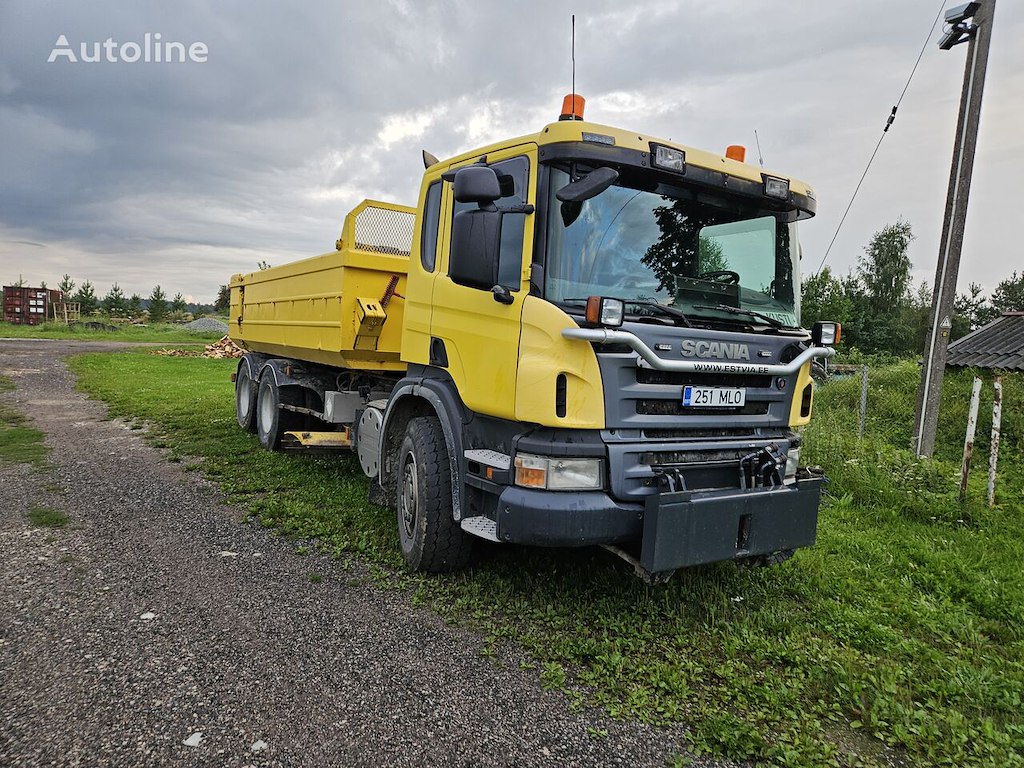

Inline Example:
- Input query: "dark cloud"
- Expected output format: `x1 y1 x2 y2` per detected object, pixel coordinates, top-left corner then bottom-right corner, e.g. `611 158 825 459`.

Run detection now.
0 0 1021 302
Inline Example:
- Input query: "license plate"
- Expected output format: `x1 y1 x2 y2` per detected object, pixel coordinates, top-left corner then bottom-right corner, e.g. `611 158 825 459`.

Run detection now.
682 386 746 407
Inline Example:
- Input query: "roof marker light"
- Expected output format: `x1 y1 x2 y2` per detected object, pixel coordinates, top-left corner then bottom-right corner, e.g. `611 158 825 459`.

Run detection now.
726 145 746 162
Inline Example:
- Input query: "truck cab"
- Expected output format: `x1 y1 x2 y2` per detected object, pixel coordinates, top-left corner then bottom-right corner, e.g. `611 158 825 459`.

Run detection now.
380 107 832 579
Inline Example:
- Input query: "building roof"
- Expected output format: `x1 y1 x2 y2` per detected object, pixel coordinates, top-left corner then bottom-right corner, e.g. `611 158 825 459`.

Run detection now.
946 312 1024 371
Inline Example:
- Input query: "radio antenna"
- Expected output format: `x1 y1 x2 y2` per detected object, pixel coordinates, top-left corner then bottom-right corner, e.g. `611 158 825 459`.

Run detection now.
754 129 765 168
571 14 576 103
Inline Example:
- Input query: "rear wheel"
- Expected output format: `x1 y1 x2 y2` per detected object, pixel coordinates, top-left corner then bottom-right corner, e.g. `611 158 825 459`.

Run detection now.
235 363 257 432
255 373 303 450
396 416 472 573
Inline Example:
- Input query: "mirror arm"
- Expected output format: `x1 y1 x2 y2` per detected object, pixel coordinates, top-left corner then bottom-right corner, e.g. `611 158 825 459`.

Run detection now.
499 204 535 214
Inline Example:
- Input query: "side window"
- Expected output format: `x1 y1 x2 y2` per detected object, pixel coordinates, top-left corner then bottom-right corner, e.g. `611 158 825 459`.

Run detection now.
451 156 529 290
420 181 442 272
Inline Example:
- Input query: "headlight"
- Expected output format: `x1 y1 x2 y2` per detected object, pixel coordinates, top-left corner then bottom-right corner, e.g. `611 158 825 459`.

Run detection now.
812 321 842 346
514 453 604 491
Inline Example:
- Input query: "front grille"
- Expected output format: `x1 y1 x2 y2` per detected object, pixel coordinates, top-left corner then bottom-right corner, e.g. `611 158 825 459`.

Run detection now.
636 368 773 388
637 400 769 416
642 427 768 440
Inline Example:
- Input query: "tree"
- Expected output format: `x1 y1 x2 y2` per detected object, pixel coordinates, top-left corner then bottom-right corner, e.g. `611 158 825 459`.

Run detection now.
858 220 914 314
58 274 76 299
127 294 143 319
951 282 987 340
800 267 851 329
214 284 230 313
840 220 916 354
73 281 99 315
147 285 168 323
979 271 1024 323
103 284 128 317
170 292 187 314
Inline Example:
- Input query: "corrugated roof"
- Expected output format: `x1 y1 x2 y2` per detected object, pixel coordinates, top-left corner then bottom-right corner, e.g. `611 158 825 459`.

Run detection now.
946 312 1024 371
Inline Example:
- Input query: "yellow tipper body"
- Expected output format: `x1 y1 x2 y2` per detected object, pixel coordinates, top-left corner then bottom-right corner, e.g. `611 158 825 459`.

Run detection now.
229 200 414 372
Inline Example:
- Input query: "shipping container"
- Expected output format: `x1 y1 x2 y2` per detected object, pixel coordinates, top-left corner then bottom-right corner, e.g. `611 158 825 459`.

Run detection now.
2 286 63 325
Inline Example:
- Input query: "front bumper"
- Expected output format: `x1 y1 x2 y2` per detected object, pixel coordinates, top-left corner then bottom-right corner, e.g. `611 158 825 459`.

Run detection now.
640 475 823 573
493 475 823 573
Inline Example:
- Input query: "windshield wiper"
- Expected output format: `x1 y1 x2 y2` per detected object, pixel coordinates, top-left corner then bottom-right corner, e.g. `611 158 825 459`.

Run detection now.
561 298 692 327
693 304 788 329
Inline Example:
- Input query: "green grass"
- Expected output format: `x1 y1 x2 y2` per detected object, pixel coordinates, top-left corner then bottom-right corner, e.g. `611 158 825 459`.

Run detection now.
0 320 223 343
68 350 1024 767
0 375 48 466
27 506 69 527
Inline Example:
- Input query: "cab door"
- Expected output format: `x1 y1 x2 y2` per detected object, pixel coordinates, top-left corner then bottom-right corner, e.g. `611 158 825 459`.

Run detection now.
430 147 537 421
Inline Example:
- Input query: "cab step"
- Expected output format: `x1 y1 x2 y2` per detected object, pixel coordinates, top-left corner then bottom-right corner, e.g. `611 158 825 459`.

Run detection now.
460 516 500 542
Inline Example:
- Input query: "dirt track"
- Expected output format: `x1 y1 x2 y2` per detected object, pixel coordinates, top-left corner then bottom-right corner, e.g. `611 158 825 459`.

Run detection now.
0 339 726 767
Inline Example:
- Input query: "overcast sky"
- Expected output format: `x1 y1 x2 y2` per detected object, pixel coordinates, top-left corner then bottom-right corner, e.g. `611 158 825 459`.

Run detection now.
1 0 1021 305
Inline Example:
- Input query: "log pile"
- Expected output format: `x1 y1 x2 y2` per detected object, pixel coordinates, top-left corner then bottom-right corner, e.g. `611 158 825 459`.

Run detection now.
151 336 245 359
203 335 245 359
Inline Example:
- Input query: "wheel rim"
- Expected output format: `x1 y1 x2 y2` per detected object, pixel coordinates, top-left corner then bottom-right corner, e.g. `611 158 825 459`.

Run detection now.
258 382 274 434
400 452 418 539
236 371 251 420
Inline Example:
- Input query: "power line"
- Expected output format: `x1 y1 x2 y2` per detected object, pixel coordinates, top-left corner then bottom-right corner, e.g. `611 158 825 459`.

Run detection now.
814 0 948 275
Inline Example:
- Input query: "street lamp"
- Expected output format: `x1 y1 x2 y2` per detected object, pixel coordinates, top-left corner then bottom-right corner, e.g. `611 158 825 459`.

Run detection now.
938 2 980 49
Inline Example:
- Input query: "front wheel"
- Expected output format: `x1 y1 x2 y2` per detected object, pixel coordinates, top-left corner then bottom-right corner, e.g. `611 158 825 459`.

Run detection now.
396 416 472 573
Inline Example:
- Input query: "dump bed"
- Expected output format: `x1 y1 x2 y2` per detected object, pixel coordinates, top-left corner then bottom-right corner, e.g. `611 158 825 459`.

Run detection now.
229 200 414 372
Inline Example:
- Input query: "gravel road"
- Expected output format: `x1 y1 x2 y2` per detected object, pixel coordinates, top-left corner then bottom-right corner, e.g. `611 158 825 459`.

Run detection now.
0 339 731 768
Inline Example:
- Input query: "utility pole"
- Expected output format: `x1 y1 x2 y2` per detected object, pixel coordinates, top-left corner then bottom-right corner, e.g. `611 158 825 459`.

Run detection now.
913 0 996 458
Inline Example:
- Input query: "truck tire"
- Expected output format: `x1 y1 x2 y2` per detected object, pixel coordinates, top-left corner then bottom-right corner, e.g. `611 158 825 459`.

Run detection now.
396 416 472 573
235 364 257 432
255 373 302 450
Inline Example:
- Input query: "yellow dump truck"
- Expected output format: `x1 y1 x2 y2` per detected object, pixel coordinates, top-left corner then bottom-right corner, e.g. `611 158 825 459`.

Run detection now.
230 95 838 581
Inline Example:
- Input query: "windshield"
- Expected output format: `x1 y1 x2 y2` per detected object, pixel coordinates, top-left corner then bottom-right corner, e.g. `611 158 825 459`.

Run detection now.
544 166 802 327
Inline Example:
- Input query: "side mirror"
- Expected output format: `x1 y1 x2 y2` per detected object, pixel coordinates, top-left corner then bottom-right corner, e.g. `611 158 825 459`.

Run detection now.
453 165 502 206
450 207 502 290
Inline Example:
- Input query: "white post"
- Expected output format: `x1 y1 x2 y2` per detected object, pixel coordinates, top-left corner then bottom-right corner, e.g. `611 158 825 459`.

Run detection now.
858 366 869 440
987 377 1002 508
959 377 982 501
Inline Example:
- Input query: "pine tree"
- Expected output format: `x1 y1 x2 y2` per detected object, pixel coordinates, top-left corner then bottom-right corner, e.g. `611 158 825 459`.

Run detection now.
214 285 230 313
103 284 128 317
73 281 99 315
127 294 143 319
148 285 168 323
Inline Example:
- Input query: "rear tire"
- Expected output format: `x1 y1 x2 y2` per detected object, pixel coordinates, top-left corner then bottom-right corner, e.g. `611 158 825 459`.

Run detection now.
396 416 472 573
235 363 257 432
255 373 303 450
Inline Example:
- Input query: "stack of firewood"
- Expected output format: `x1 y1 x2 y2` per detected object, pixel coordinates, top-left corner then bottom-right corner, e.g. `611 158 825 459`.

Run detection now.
203 335 245 359
151 336 245 359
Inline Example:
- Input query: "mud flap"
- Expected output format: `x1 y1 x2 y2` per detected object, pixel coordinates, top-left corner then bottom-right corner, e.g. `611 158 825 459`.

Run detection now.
639 476 823 574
